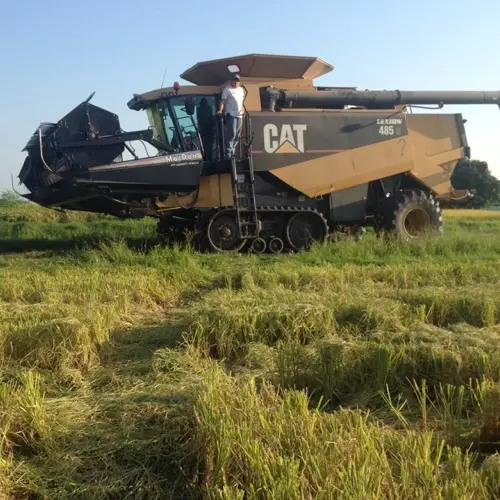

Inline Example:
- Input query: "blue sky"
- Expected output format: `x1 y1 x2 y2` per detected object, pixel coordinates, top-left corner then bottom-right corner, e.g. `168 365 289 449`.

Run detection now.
1 0 499 191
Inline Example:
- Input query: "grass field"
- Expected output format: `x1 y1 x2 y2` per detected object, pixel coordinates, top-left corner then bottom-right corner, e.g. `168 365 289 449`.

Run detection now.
0 203 499 499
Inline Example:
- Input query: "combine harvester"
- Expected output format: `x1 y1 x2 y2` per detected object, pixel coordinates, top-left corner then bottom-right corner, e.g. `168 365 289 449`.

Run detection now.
18 54 500 252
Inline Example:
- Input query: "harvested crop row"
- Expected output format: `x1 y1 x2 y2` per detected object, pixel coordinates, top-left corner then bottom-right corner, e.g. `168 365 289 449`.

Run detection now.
189 366 500 499
1 208 499 498
184 286 500 358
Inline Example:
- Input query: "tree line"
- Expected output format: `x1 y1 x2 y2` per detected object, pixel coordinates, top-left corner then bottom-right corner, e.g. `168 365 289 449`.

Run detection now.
0 190 27 205
443 158 500 208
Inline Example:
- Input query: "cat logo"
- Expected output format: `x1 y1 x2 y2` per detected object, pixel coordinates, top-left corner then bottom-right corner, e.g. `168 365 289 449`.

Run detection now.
263 124 307 154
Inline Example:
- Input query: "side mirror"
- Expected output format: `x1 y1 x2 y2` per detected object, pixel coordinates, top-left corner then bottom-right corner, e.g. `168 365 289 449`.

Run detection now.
185 97 195 115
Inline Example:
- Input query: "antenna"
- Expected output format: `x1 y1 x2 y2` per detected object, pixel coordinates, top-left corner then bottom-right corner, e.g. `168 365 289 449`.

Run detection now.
160 66 168 89
10 173 24 195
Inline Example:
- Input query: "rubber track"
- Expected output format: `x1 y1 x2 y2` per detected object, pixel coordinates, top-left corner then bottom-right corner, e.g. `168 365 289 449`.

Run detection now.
215 205 329 234
196 205 330 252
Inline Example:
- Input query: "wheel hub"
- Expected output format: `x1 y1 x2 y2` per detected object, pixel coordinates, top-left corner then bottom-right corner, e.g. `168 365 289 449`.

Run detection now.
219 225 232 239
207 212 246 253
404 208 431 237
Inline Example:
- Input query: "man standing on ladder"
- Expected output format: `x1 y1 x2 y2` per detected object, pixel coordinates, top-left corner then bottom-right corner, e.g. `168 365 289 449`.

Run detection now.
217 74 245 159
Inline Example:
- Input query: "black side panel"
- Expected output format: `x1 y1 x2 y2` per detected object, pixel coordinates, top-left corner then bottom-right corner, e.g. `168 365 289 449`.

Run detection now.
330 184 369 223
77 151 204 192
252 172 318 208
249 110 408 172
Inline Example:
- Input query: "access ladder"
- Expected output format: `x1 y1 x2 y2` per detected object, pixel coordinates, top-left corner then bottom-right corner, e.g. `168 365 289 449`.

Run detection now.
230 117 259 239
231 155 259 238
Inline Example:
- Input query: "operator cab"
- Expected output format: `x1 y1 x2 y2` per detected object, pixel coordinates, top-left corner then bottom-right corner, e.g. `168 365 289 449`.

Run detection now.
131 63 246 167
146 94 226 166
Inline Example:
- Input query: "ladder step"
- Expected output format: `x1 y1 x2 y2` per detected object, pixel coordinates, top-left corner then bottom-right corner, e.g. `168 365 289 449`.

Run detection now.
232 152 258 239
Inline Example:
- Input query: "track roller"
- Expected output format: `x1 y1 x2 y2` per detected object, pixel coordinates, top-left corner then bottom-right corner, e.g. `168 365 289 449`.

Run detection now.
268 237 284 254
250 237 267 254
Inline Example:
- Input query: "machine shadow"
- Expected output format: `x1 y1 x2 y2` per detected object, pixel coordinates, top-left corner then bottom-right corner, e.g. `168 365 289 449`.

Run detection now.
0 236 160 255
98 312 190 378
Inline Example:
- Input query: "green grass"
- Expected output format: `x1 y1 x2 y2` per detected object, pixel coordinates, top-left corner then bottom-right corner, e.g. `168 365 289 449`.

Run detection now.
0 204 499 498
191 368 499 499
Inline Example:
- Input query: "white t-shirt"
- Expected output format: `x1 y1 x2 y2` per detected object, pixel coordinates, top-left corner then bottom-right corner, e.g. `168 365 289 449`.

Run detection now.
221 86 245 117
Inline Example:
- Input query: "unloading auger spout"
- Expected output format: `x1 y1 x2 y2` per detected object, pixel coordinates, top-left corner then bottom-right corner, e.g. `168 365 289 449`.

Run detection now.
266 88 500 110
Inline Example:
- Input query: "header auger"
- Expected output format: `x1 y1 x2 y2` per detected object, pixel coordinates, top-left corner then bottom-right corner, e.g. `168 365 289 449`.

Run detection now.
18 53 500 253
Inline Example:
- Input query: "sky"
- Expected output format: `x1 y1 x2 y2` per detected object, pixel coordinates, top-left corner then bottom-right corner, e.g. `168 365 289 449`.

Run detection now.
1 0 499 192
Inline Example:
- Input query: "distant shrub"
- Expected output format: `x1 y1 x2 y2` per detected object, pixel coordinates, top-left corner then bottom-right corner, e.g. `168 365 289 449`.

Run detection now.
0 190 27 206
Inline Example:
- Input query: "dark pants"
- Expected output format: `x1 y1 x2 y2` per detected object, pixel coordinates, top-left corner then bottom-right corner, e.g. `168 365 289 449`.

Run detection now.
225 114 243 158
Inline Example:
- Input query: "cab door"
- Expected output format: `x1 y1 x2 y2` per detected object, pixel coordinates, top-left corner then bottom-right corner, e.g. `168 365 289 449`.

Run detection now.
169 95 219 162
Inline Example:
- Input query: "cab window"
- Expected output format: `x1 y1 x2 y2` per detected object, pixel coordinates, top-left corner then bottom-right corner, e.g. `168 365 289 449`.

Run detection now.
170 96 218 160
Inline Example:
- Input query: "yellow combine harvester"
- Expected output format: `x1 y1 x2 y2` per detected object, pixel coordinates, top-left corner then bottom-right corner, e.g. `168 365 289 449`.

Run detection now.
18 54 500 252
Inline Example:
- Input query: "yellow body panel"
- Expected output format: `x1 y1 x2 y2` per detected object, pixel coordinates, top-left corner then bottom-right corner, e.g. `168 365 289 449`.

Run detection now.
406 114 462 156
269 114 467 200
406 114 465 198
270 136 415 198
156 173 233 210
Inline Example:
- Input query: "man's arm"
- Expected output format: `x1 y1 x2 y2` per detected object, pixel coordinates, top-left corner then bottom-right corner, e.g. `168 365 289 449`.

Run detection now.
218 99 225 115
218 88 228 115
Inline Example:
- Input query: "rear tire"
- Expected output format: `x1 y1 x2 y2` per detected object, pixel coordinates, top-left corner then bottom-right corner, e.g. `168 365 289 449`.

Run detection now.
385 190 443 242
